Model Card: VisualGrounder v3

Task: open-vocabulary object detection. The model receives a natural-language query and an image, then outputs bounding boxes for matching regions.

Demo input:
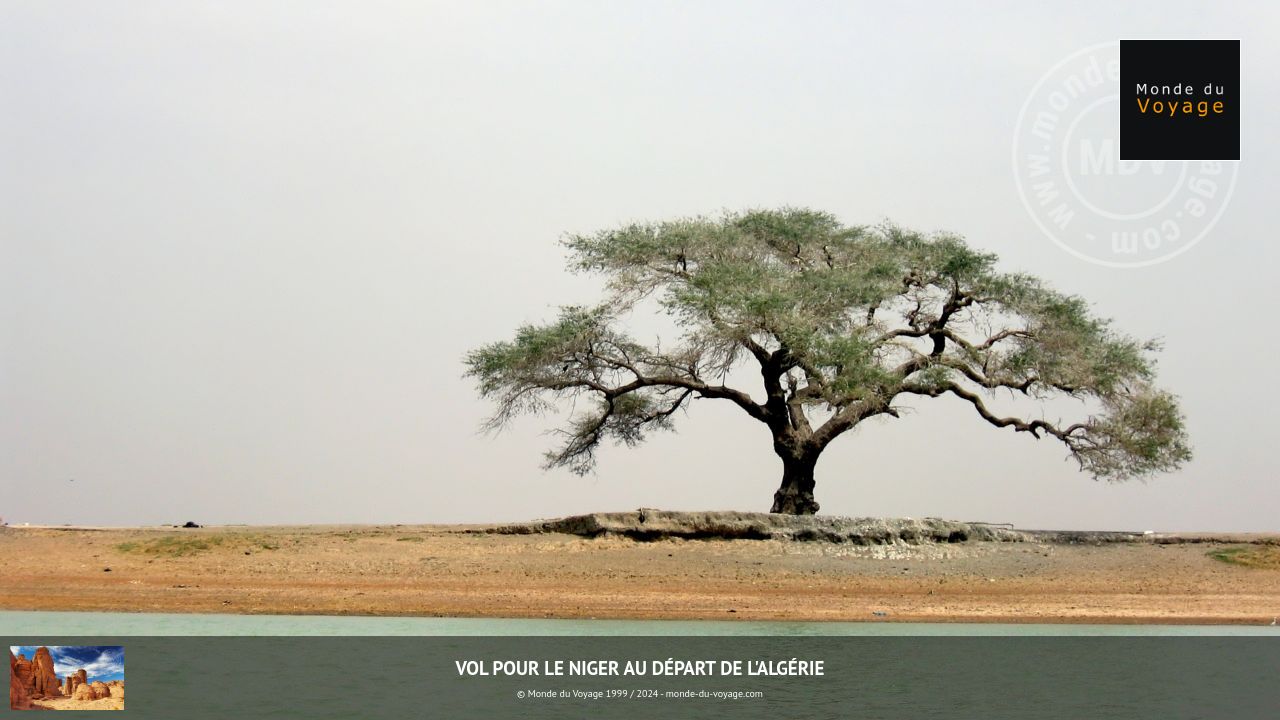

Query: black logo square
[1120,40,1239,160]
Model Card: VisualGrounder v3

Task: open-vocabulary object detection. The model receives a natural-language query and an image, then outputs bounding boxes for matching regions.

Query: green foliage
[1207,545,1280,569]
[466,208,1191,484]
[1072,387,1191,479]
[115,535,227,557]
[543,392,684,475]
[114,534,282,557]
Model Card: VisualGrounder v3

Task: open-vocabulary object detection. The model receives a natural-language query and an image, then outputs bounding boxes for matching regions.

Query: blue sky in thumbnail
[10,646,124,683]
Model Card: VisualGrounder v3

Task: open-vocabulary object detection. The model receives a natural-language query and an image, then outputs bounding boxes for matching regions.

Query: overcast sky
[3,1,1277,530]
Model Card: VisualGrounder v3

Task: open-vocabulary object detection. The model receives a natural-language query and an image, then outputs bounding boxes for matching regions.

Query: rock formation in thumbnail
[30,646,63,698]
[11,652,33,693]
[69,668,87,696]
[11,647,121,709]
[9,650,31,710]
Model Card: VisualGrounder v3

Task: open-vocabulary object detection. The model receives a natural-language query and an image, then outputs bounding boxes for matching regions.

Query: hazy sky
[3,1,1277,530]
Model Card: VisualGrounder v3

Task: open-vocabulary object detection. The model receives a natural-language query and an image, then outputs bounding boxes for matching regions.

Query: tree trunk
[770,453,820,515]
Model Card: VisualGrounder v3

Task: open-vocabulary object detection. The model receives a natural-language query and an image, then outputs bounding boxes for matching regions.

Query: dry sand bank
[29,695,124,711]
[1,521,1277,624]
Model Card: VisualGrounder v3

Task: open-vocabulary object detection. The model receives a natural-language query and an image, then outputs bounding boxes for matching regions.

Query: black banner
[5,636,1278,719]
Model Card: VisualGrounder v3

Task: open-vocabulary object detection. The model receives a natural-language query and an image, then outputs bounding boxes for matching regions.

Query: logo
[1120,40,1239,160]
[1013,42,1238,267]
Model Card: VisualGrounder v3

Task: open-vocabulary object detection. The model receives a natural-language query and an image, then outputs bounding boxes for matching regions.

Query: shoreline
[2,606,1276,627]
[2,523,1278,625]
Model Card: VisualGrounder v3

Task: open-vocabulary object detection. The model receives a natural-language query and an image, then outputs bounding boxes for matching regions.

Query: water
[1,610,1275,635]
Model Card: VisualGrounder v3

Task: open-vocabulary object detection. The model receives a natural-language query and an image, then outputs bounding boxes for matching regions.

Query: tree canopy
[465,208,1191,514]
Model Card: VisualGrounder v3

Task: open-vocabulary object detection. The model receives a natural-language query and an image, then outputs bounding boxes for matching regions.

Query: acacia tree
[465,209,1190,515]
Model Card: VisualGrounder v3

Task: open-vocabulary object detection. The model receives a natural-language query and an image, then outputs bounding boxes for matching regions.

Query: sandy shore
[1,524,1278,624]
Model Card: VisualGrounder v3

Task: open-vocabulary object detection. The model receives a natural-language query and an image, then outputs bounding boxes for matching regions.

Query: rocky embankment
[487,510,1029,544]
[487,509,1279,546]
[9,646,123,710]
